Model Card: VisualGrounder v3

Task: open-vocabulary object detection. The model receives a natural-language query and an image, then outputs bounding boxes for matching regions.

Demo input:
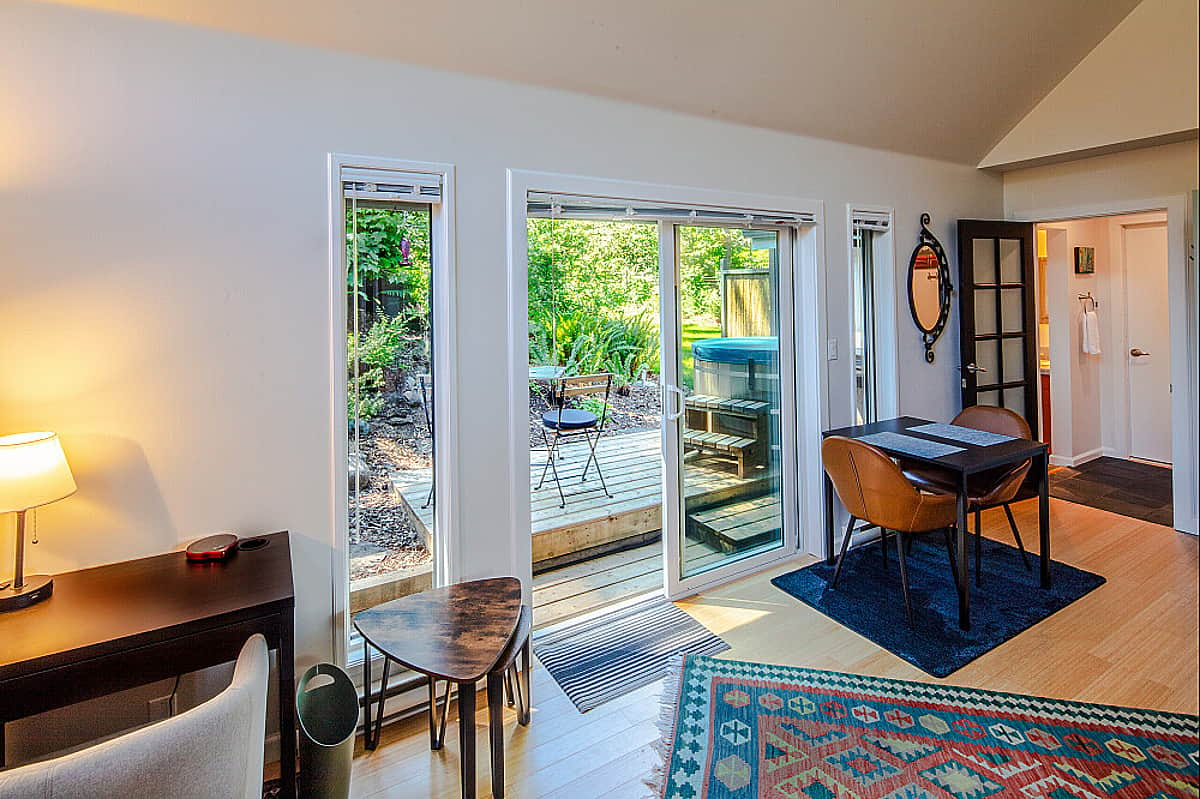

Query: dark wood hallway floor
[1050,456,1173,526]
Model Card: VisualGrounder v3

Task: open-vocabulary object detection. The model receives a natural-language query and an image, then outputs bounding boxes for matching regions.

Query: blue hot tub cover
[691,336,778,364]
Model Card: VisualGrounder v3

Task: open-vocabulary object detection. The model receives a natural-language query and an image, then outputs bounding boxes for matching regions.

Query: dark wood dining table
[822,416,1051,630]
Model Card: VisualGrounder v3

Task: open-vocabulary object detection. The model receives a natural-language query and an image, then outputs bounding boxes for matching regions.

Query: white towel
[1081,308,1102,355]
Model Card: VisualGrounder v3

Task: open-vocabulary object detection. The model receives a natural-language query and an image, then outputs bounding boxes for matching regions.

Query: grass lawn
[680,320,720,389]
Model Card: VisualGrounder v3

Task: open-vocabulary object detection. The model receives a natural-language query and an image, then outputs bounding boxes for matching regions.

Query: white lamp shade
[0,432,77,513]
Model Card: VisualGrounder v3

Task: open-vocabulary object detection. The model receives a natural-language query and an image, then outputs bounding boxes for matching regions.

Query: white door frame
[327,154,460,667]
[506,169,826,606]
[1012,195,1197,535]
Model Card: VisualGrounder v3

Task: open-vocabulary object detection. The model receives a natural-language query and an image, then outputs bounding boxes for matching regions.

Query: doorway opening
[518,188,810,630]
[525,216,664,629]
[1035,211,1174,526]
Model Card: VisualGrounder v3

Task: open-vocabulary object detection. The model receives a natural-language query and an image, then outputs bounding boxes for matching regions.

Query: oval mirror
[910,245,943,331]
[907,214,953,363]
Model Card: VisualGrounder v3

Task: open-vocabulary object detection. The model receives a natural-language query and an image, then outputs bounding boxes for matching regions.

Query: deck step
[687,494,782,553]
[683,430,755,453]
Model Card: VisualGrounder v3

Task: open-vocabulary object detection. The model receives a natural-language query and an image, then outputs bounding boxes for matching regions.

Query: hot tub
[692,336,779,401]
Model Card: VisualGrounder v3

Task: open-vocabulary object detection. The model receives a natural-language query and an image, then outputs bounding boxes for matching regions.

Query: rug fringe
[645,652,686,799]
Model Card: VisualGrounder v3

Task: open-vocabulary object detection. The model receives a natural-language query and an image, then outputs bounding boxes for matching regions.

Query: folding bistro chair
[535,373,613,508]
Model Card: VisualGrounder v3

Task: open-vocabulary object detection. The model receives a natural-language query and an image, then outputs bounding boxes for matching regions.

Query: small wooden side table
[353,577,529,799]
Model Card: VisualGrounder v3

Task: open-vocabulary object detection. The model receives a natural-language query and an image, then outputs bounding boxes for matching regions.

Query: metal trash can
[296,663,358,799]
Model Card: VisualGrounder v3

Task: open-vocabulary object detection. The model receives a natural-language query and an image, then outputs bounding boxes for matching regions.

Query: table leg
[279,614,297,799]
[458,680,476,799]
[487,672,505,799]
[362,642,374,749]
[429,676,450,750]
[372,657,391,749]
[956,473,970,631]
[1038,450,1051,588]
[824,471,836,565]
[520,636,532,726]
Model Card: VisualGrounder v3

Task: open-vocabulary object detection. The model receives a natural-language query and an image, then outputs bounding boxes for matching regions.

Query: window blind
[850,210,891,233]
[342,167,442,203]
[527,192,815,226]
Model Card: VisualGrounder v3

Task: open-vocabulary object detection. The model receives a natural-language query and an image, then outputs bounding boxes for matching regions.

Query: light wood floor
[347,497,1199,799]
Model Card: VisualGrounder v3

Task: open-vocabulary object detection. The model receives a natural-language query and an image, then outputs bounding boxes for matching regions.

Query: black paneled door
[956,221,1039,434]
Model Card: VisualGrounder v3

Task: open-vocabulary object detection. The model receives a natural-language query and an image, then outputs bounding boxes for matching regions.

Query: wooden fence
[720,269,772,337]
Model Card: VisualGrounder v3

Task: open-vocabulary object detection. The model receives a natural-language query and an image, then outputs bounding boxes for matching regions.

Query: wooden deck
[530,537,728,629]
[392,428,774,568]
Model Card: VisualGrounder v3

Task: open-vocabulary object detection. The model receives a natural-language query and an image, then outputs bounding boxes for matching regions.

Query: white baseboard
[1049,448,1104,468]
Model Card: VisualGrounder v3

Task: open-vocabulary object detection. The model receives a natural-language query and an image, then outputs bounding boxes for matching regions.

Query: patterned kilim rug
[535,595,729,713]
[653,655,1199,798]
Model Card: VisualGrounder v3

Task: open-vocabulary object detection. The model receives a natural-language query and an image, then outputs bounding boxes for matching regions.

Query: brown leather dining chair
[901,406,1033,584]
[822,436,961,625]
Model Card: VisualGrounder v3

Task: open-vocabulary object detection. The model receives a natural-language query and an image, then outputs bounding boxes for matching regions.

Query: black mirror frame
[907,213,954,363]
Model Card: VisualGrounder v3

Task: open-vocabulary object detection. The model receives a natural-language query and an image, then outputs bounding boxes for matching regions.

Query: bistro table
[353,577,526,799]
[822,415,1050,630]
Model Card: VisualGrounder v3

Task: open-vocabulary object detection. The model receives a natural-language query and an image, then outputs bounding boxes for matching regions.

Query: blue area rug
[771,536,1105,677]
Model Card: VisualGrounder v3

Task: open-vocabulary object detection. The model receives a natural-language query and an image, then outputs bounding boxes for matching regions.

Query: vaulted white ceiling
[46,0,1142,164]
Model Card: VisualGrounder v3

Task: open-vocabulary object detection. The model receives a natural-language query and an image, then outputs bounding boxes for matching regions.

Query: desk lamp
[0,432,76,611]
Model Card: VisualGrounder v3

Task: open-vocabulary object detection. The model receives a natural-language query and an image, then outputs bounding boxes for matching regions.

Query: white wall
[980,0,1198,169]
[1040,217,1129,464]
[0,0,1001,758]
[1004,139,1198,214]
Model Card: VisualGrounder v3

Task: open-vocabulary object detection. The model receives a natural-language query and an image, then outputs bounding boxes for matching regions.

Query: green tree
[346,206,432,321]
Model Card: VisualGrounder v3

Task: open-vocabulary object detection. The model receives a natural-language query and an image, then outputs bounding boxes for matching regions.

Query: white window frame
[506,170,827,607]
[845,205,899,425]
[328,154,459,669]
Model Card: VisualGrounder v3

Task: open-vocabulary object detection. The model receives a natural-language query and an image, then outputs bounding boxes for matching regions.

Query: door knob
[1130,348,1150,357]
[962,363,987,373]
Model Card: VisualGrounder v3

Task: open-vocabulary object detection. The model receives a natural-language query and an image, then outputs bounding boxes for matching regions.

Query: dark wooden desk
[823,416,1050,630]
[0,531,296,798]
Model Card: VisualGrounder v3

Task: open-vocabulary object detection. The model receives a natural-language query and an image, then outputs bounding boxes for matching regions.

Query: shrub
[348,311,426,419]
[533,311,659,389]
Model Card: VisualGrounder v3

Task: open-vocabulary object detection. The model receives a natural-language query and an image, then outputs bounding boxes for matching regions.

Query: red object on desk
[184,533,239,561]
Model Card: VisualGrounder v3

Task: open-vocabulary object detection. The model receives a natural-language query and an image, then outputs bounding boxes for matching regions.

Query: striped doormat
[534,595,729,713]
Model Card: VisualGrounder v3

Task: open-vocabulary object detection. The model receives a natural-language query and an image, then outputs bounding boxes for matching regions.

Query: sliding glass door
[661,223,798,596]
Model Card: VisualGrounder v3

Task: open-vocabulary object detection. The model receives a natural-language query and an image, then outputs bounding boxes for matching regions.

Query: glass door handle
[1130,348,1150,357]
[961,363,987,373]
[665,385,686,420]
